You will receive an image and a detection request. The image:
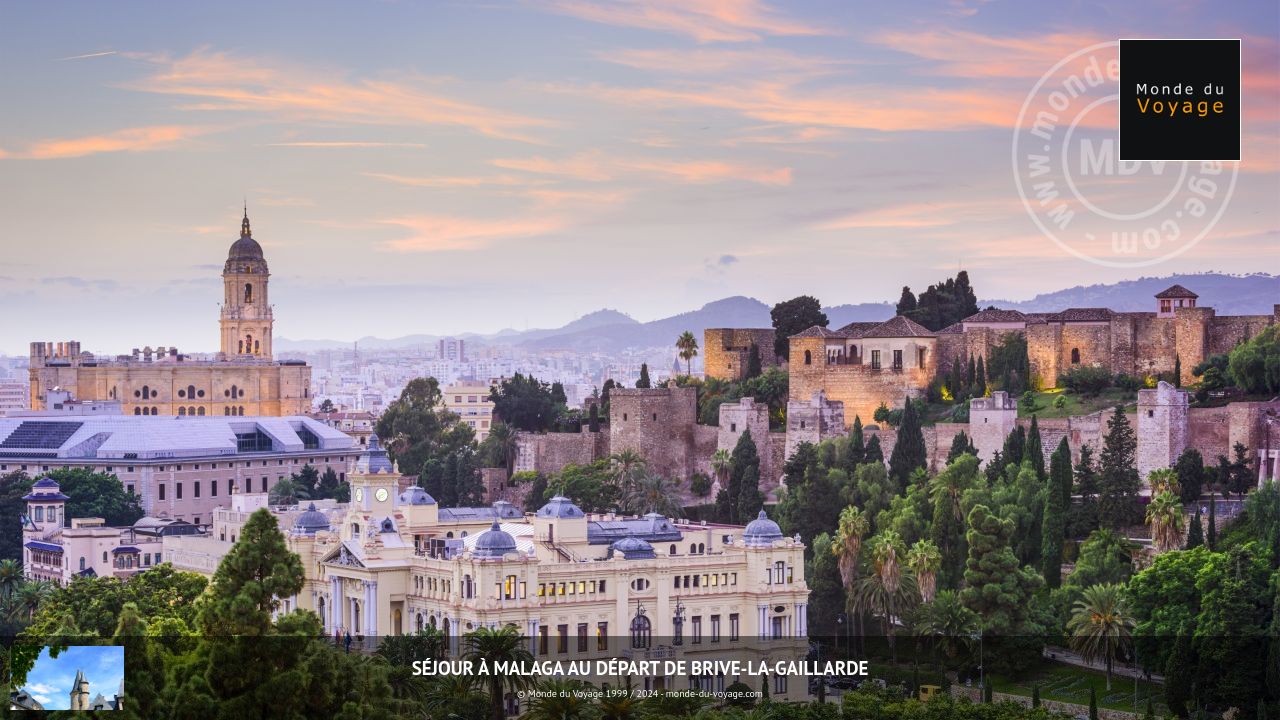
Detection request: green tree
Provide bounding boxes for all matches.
[1145,491,1185,553]
[1227,324,1280,394]
[487,373,565,433]
[906,539,941,603]
[947,431,977,464]
[1206,494,1217,550]
[865,434,884,464]
[317,398,336,413]
[377,377,476,475]
[770,295,828,359]
[888,397,927,491]
[727,429,760,524]
[1041,438,1071,588]
[676,331,699,376]
[1097,406,1140,530]
[588,403,600,432]
[1068,584,1133,690]
[1025,416,1045,479]
[1185,509,1203,548]
[896,286,917,315]
[1067,529,1134,588]
[960,505,1043,669]
[268,477,307,505]
[463,625,534,720]
[930,454,982,590]
[988,332,1032,395]
[898,272,979,331]
[636,363,652,389]
[1002,426,1026,472]
[46,467,145,527]
[1174,447,1204,504]
[291,463,320,495]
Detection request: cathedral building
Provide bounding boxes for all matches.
[27,209,312,417]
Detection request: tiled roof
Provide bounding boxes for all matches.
[1023,313,1051,325]
[835,321,882,338]
[1046,308,1116,323]
[937,322,964,335]
[962,308,1027,324]
[789,325,843,339]
[862,316,936,338]
[1155,284,1198,299]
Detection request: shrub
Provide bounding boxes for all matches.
[1114,373,1142,392]
[690,473,712,497]
[1059,366,1113,396]
[1053,395,1067,410]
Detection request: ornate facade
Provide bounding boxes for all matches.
[28,209,312,416]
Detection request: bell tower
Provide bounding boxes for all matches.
[220,205,274,358]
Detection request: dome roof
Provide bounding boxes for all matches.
[354,434,395,474]
[610,536,656,560]
[32,477,60,489]
[473,520,518,559]
[743,510,783,547]
[292,503,330,534]
[398,487,436,506]
[537,496,584,519]
[228,210,264,260]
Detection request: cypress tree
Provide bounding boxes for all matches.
[1097,406,1140,530]
[847,416,866,469]
[636,363,651,389]
[865,434,884,464]
[746,343,763,379]
[588,403,600,432]
[975,356,987,396]
[1025,415,1045,480]
[1207,495,1217,549]
[947,431,977,464]
[985,450,1005,485]
[889,398,927,491]
[967,354,976,390]
[951,356,964,398]
[738,465,763,521]
[1041,437,1071,588]
[728,429,760,523]
[1174,356,1182,388]
[1003,425,1026,471]
[1186,509,1203,549]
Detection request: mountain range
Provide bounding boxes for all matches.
[275,273,1279,354]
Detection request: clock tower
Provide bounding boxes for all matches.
[346,434,400,539]
[220,206,274,358]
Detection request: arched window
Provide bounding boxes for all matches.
[803,350,812,365]
[244,283,253,303]
[178,407,186,416]
[142,385,151,399]
[698,543,705,554]
[254,339,260,354]
[630,613,652,649]
[102,551,108,563]
[1071,348,1081,364]
[187,385,196,400]
[197,407,205,416]
[79,557,85,571]
[134,407,142,416]
[670,544,677,556]
[245,334,254,354]
[189,406,196,416]
[463,575,474,599]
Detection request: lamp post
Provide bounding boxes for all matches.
[673,597,685,646]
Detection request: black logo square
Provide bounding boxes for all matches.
[1119,39,1240,161]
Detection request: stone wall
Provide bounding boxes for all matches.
[704,328,777,381]
[718,397,775,483]
[1136,382,1189,486]
[970,392,1018,468]
[784,391,846,462]
[789,335,930,428]
[512,429,607,476]
[609,384,699,480]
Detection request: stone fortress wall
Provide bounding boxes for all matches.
[703,328,778,382]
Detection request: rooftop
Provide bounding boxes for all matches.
[1155,284,1199,299]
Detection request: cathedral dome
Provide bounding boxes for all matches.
[742,510,783,547]
[473,520,518,559]
[225,209,267,269]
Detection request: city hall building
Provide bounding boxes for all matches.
[163,435,812,701]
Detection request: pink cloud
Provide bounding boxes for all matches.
[362,172,550,188]
[379,214,570,252]
[124,49,552,142]
[492,150,792,185]
[15,125,207,159]
[541,0,836,43]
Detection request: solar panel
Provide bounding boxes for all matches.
[0,421,84,449]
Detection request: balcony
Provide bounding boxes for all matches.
[622,644,676,660]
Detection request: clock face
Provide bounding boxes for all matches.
[375,488,389,502]
[355,488,364,502]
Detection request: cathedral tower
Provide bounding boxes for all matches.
[220,206,274,358]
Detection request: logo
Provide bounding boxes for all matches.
[1119,39,1241,161]
[1013,41,1238,268]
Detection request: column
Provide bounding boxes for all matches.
[330,577,341,632]
[449,615,460,656]
[527,619,539,654]
[364,580,377,637]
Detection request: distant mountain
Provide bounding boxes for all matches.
[275,273,1277,353]
[984,273,1279,315]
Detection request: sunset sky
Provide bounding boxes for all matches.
[1,0,1277,354]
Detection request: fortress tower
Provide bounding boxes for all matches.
[220,207,275,358]
[1137,380,1190,489]
[69,669,89,711]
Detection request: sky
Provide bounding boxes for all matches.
[20,645,124,710]
[0,0,1277,355]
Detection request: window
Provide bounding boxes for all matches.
[1071,347,1081,364]
[803,350,812,365]
[211,481,217,497]
[630,613,651,649]
[729,614,740,641]
[692,616,702,644]
[577,623,588,652]
[871,350,881,369]
[557,625,568,654]
[730,423,736,432]
[711,615,721,642]
[176,483,183,500]
[892,349,903,369]
[539,626,549,655]
[773,675,787,695]
[159,484,166,501]
[597,622,608,651]
[33,507,43,522]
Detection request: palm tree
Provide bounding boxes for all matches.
[912,590,978,661]
[525,679,595,720]
[0,559,22,600]
[711,449,732,493]
[486,421,519,475]
[8,581,54,623]
[1145,490,1186,553]
[423,674,486,718]
[906,539,942,603]
[598,693,638,720]
[851,567,918,652]
[676,331,699,376]
[462,625,535,720]
[1146,468,1181,497]
[609,450,647,493]
[624,472,684,517]
[1067,583,1134,691]
[832,506,869,589]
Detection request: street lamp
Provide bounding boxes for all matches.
[672,597,686,646]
